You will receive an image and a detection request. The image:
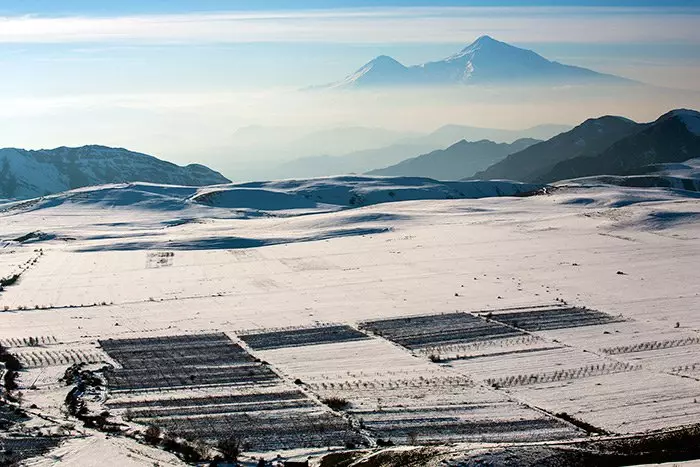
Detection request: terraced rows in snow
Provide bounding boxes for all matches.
[247,329,581,444]
[101,333,357,451]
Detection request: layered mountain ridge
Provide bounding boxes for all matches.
[473,109,700,186]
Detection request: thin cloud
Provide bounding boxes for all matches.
[0,7,697,44]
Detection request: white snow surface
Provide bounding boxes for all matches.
[1,178,699,465]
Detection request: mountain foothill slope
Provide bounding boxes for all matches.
[473,109,700,186]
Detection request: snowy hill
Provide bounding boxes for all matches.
[0,176,543,221]
[559,158,700,193]
[0,145,230,200]
[194,176,542,211]
[324,35,633,88]
[367,138,539,180]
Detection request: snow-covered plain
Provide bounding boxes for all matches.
[1,176,699,465]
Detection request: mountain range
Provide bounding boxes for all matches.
[0,145,229,200]
[324,35,634,89]
[2,109,696,202]
[539,110,700,183]
[473,109,700,185]
[262,123,570,180]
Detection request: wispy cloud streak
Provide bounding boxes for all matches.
[0,7,698,44]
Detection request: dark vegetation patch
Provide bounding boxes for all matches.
[318,450,368,467]
[0,249,43,295]
[486,361,641,389]
[142,412,357,452]
[63,364,123,432]
[121,393,316,419]
[239,325,370,351]
[11,232,53,244]
[0,435,64,466]
[0,273,20,289]
[555,412,609,435]
[1,393,63,466]
[345,447,441,467]
[359,312,524,350]
[357,416,573,445]
[99,333,363,453]
[436,424,700,466]
[322,397,350,411]
[100,333,279,391]
[0,401,29,430]
[600,336,700,355]
[0,343,22,394]
[108,390,309,410]
[490,307,624,332]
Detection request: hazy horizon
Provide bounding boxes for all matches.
[1,1,699,179]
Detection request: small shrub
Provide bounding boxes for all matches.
[322,397,350,411]
[161,435,180,452]
[144,425,162,445]
[3,370,19,391]
[0,274,20,288]
[217,434,243,461]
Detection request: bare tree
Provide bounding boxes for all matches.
[217,434,243,462]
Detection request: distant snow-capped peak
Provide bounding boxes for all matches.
[321,35,634,89]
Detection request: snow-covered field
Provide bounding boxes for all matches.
[1,176,699,465]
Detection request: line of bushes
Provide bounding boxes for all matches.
[0,344,21,393]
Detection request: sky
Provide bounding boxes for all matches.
[1,1,699,176]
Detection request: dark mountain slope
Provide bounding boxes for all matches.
[368,138,539,180]
[473,116,642,182]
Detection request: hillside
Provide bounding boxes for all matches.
[473,116,643,182]
[539,110,700,183]
[368,138,539,179]
[0,145,230,200]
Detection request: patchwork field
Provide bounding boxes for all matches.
[100,333,357,451]
[0,182,699,465]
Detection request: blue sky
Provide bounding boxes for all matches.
[0,1,698,169]
[2,1,698,14]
